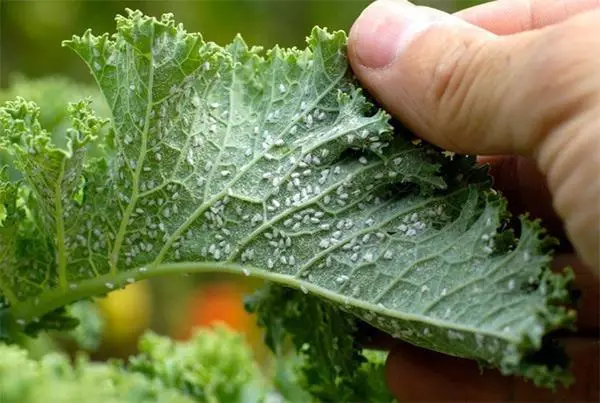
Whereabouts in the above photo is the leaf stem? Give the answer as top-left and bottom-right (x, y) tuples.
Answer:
(109, 29), (155, 274)
(10, 261), (519, 347)
(55, 160), (68, 290)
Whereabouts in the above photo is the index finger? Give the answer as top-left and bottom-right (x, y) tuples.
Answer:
(456, 0), (600, 34)
(386, 338), (600, 402)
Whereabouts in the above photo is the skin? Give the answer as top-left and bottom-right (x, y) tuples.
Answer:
(348, 0), (600, 401)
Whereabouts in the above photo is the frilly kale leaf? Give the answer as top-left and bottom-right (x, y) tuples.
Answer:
(0, 76), (111, 183)
(0, 326), (273, 403)
(0, 9), (575, 389)
(0, 75), (110, 146)
(128, 327), (272, 402)
(0, 343), (194, 403)
(246, 284), (394, 402)
(64, 300), (104, 351)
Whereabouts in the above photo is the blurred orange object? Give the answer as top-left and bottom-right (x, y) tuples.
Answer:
(176, 281), (253, 340)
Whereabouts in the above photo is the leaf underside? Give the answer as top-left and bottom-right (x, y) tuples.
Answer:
(0, 10), (575, 388)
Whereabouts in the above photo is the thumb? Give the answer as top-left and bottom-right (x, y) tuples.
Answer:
(348, 1), (600, 271)
(347, 0), (595, 156)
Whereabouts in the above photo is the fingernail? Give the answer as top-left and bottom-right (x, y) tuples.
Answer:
(350, 0), (437, 69)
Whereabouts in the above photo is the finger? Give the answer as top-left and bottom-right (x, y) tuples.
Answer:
(386, 338), (600, 401)
(348, 0), (600, 155)
(349, 1), (600, 270)
(512, 339), (600, 401)
(456, 0), (600, 35)
(385, 341), (513, 401)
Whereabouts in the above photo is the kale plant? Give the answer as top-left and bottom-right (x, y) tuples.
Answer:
(0, 326), (278, 403)
(0, 9), (576, 401)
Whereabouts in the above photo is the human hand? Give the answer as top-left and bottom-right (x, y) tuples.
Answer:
(348, 0), (600, 400)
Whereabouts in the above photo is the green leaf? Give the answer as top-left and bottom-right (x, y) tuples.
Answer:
(128, 327), (273, 402)
(0, 342), (196, 403)
(0, 326), (280, 403)
(0, 9), (575, 388)
(63, 300), (104, 351)
(1, 98), (108, 291)
(246, 284), (394, 402)
(0, 169), (21, 306)
(0, 75), (110, 151)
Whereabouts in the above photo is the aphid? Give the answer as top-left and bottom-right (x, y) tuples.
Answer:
(335, 275), (349, 284)
(305, 114), (313, 126)
(448, 330), (464, 340)
(319, 239), (330, 248)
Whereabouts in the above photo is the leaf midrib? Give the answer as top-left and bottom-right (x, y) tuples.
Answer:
(10, 261), (521, 347)
(109, 26), (156, 274)
(55, 158), (68, 290)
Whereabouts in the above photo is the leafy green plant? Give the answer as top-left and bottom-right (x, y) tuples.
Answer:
(0, 9), (576, 401)
(0, 325), (278, 403)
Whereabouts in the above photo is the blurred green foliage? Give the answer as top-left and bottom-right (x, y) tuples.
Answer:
(1, 0), (488, 87)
